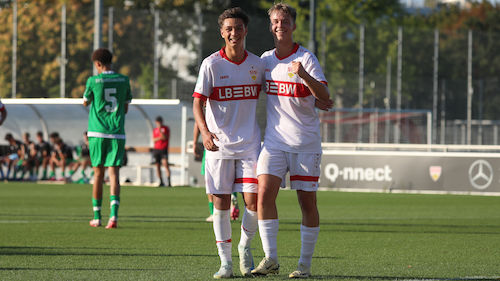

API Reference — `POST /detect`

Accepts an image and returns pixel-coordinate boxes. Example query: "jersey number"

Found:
[104,88,118,113]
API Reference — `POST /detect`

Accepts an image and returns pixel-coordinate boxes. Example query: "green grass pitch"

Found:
[1,182,500,281]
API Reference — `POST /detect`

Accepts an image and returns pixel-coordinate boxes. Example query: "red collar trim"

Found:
[275,43,300,60]
[220,47,248,65]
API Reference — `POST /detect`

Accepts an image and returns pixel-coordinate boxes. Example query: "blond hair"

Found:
[268,2,296,23]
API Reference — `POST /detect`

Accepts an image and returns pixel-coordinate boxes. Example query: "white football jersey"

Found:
[193,48,264,159]
[261,44,327,153]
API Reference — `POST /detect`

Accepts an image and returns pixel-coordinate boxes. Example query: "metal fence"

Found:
[2,3,500,144]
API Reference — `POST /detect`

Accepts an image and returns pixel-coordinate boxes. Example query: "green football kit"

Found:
[83,71,132,167]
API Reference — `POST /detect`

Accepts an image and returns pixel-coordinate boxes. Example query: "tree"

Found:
[0,0,94,98]
[257,0,405,108]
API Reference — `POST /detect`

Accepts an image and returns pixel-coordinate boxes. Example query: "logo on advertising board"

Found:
[429,166,442,182]
[468,160,494,190]
[324,163,393,183]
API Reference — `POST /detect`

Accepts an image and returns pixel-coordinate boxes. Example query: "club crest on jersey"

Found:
[288,72,295,78]
[249,68,258,81]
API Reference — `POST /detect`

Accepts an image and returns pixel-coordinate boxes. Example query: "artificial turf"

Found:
[0,182,499,280]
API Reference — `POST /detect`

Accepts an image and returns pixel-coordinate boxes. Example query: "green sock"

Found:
[208,201,214,215]
[81,170,86,178]
[92,198,102,220]
[61,171,65,177]
[49,171,55,177]
[69,170,75,176]
[43,169,47,178]
[110,195,120,220]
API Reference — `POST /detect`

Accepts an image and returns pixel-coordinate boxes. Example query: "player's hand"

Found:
[290,61,307,78]
[315,98,334,111]
[202,131,219,151]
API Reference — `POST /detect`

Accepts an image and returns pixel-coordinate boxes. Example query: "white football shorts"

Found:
[257,145,321,192]
[205,157,258,195]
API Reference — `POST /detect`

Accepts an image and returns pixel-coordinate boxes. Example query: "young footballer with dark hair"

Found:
[83,48,132,229]
[193,7,264,278]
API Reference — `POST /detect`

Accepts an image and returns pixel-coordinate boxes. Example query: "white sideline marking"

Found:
[0,220,29,223]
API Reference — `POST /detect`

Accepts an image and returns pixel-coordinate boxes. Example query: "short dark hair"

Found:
[218,7,249,28]
[92,48,113,65]
[49,132,59,139]
[268,2,297,23]
[37,131,43,137]
[155,116,163,123]
[5,133,13,141]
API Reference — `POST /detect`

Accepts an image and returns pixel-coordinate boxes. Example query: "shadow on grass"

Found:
[0,246,155,250]
[0,267,164,271]
[0,246,339,261]
[0,251,215,258]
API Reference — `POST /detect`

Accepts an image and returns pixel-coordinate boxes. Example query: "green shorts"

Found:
[88,137,125,167]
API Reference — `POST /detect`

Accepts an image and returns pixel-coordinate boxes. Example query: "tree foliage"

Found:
[2,0,500,122]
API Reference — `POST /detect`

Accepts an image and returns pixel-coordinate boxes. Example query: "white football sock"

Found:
[239,208,258,248]
[213,208,232,264]
[298,224,320,267]
[258,219,279,261]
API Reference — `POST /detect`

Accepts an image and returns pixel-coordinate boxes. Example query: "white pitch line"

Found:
[0,220,29,223]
